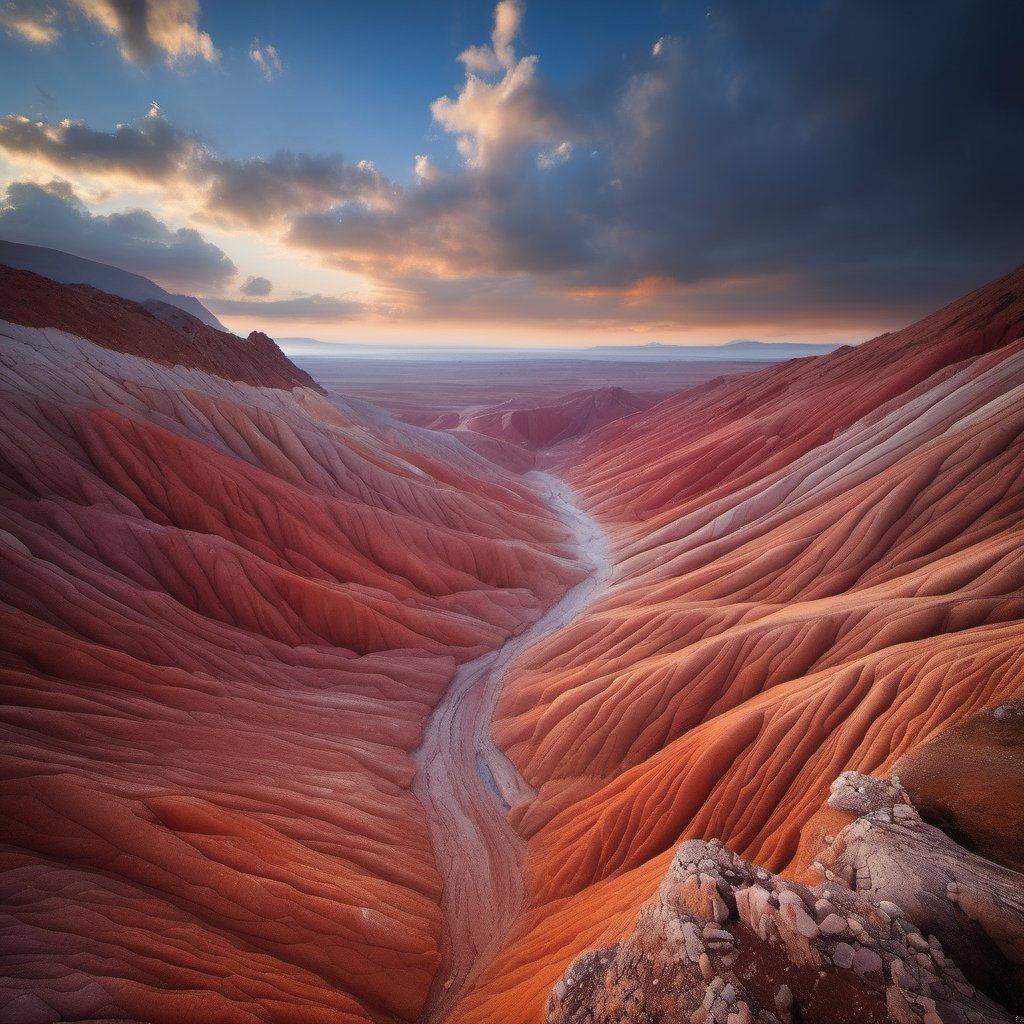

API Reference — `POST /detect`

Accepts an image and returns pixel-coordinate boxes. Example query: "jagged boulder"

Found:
[546,773,1023,1024]
[821,771,1024,1007]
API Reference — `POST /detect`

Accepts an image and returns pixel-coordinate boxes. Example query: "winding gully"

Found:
[411,470,613,1023]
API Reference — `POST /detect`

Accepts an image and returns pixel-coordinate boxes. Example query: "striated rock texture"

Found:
[820,772,1024,1007]
[455,266,1024,1022]
[0,264,317,391]
[546,773,1023,1024]
[0,276,585,1023]
[453,387,654,452]
[370,387,660,472]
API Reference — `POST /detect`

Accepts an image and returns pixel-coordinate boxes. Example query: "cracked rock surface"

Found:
[546,773,1023,1024]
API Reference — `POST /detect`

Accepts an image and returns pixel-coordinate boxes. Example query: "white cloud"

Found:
[0,2,60,44]
[491,0,523,70]
[432,0,564,169]
[537,140,572,169]
[68,0,217,64]
[413,154,444,183]
[0,0,218,65]
[249,38,283,81]
[457,0,522,75]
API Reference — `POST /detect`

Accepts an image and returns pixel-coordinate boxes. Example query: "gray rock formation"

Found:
[546,773,1023,1024]
[822,771,1024,1008]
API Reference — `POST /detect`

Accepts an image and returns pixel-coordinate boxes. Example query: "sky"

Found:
[0,0,1021,348]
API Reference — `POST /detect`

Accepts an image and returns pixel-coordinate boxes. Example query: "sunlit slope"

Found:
[458,266,1024,1023]
[0,269,583,1024]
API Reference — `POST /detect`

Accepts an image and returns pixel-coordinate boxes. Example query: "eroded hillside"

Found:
[2,262,1023,1024]
[0,268,585,1024]
[455,266,1024,1022]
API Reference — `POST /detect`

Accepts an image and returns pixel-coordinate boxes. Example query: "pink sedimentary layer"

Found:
[0,294,583,1024]
[455,266,1024,1022]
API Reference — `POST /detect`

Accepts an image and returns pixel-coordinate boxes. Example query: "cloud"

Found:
[458,0,522,75]
[0,178,236,291]
[67,0,217,64]
[432,0,565,169]
[287,0,1024,328]
[286,2,580,277]
[200,150,389,229]
[249,38,282,81]
[0,0,217,64]
[0,107,386,229]
[0,103,198,183]
[536,140,572,170]
[241,275,272,296]
[4,0,1022,333]
[0,2,60,44]
[202,293,364,320]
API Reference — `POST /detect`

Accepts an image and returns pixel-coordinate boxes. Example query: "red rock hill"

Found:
[0,264,319,391]
[0,271,584,1024]
[456,265,1024,1023]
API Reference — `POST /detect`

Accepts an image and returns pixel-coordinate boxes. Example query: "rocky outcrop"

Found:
[821,773,1024,1008]
[546,773,1023,1024]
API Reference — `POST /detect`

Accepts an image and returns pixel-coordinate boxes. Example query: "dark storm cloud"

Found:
[202,293,365,319]
[289,0,1024,325]
[587,0,1024,304]
[0,179,236,291]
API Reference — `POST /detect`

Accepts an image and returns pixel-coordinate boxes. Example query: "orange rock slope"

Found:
[0,270,585,1024]
[455,266,1024,1022]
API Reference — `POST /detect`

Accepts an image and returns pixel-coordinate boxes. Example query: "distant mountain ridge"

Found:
[0,239,228,332]
[279,337,842,361]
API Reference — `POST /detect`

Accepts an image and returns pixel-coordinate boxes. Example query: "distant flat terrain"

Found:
[293,356,772,420]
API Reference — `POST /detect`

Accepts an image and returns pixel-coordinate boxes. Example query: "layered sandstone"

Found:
[456,266,1024,1022]
[4,257,1024,1024]
[0,278,584,1023]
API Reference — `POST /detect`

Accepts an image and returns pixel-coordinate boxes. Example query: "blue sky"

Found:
[1,2,707,177]
[0,1,1021,347]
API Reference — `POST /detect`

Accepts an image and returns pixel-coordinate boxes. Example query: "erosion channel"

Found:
[412,471,613,1022]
